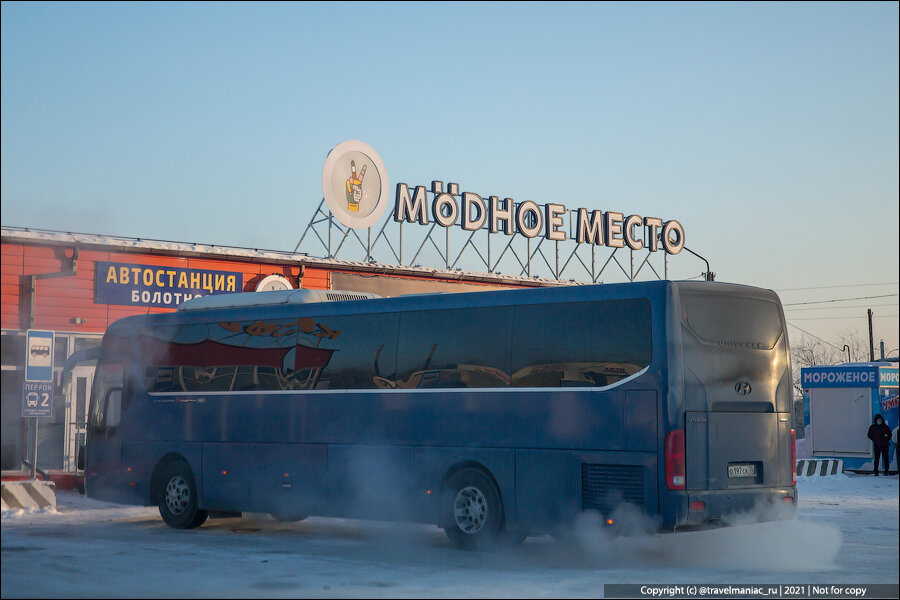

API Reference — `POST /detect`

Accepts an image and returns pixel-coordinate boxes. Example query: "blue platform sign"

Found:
[25,330,54,382]
[22,381,53,418]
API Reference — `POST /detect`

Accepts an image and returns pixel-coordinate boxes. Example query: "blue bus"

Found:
[78,281,797,549]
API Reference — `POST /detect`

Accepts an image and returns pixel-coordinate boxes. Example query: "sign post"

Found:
[23,330,54,480]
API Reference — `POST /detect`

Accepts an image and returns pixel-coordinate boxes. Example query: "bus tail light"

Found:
[665,429,685,490]
[791,428,796,486]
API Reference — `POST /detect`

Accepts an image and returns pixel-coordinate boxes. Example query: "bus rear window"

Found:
[682,295,782,350]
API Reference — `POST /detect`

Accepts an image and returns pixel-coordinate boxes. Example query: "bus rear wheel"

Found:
[157,461,208,529]
[441,468,504,550]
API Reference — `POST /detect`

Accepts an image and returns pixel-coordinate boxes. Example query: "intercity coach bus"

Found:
[77,280,797,549]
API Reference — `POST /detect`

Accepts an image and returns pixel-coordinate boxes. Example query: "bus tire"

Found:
[157,461,208,529]
[441,468,504,551]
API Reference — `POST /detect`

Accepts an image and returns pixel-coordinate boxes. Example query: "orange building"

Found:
[1,226,559,473]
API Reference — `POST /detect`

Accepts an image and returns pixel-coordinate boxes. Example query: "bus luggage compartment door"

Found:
[686,411,785,490]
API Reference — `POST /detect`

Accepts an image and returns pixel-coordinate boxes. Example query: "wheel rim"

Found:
[165,475,191,515]
[453,485,489,534]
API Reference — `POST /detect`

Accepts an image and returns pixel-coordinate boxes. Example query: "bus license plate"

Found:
[728,464,757,478]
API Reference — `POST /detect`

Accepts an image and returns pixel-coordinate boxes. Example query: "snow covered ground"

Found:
[2,473,897,598]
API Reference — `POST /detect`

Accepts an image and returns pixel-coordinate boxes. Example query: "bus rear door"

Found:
[678,290,795,520]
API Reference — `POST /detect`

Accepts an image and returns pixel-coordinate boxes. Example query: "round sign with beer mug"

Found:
[322,140,390,229]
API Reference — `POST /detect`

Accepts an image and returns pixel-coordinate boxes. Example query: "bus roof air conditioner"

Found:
[177,289,381,311]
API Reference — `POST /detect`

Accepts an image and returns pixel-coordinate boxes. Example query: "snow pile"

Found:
[1,489,157,525]
[1,505,58,520]
[795,436,812,459]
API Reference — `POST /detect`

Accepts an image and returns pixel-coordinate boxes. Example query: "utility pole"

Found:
[867,309,874,362]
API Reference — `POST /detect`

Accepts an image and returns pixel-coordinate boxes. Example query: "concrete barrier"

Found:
[795,458,844,477]
[2,470,83,491]
[1,480,57,511]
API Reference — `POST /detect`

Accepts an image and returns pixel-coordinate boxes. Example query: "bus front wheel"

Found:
[156,461,208,529]
[441,468,504,550]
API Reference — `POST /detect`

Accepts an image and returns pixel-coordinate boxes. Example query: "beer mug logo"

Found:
[346,160,367,212]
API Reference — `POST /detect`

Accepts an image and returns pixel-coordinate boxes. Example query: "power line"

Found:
[786,322,844,351]
[789,315,899,321]
[784,302,899,312]
[782,293,898,307]
[776,282,898,292]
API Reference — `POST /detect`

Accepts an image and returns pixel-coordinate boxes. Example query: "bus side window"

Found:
[511,300,652,387]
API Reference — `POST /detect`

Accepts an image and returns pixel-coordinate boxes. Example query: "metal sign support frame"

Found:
[295,196,705,283]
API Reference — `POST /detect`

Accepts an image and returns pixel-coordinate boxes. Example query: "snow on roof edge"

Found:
[1,226,568,287]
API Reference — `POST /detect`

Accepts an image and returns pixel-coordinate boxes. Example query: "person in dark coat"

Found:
[867,414,891,476]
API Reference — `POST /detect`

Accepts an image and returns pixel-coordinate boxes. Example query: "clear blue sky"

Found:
[2,1,897,353]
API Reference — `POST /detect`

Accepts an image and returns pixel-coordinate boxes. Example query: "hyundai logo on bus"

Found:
[322,140,685,254]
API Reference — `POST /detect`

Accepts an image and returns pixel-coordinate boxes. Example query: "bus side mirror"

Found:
[95,387,123,429]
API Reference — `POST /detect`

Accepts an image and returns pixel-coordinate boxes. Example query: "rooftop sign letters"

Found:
[394,182,684,254]
[323,141,685,255]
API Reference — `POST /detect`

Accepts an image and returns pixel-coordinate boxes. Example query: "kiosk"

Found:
[801,362,899,473]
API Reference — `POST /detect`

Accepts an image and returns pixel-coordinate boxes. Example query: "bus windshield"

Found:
[682,294,783,350]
